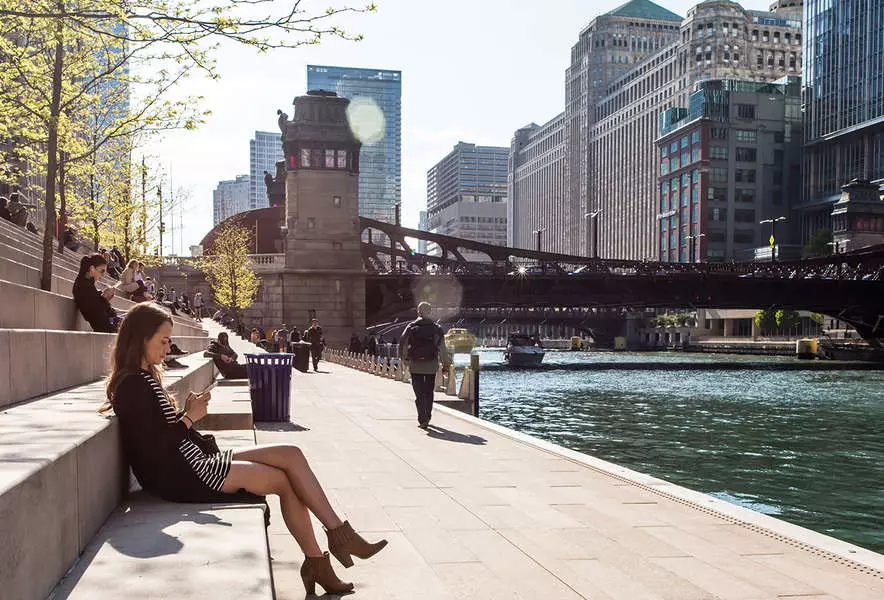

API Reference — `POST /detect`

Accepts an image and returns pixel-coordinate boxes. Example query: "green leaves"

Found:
[199,223,259,317]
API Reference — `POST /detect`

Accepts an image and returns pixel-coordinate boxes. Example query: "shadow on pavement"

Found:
[426,424,487,445]
[256,422,310,432]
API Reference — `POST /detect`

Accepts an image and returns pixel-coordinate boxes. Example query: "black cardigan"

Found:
[72,276,116,333]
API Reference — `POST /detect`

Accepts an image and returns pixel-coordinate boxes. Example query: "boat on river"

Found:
[445,328,477,354]
[504,333,545,366]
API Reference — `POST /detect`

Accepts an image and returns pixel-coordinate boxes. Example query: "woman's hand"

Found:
[101,287,115,299]
[184,391,210,422]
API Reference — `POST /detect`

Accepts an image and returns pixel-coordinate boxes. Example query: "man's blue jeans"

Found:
[411,373,436,425]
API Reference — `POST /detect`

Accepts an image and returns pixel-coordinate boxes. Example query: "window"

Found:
[337,150,348,169]
[774,150,784,166]
[661,145,668,158]
[711,127,728,140]
[307,217,316,229]
[325,149,336,169]
[691,188,698,203]
[710,167,728,183]
[709,208,726,222]
[681,152,689,166]
[333,196,342,208]
[692,169,699,183]
[670,157,679,171]
[670,142,679,154]
[660,160,669,175]
[670,179,679,192]
[708,187,727,202]
[734,230,755,243]
[735,129,757,142]
[691,130,700,144]
[736,188,756,203]
[681,136,689,149]
[772,170,783,185]
[710,146,728,160]
[735,147,757,162]
[735,169,756,183]
[300,148,311,167]
[736,104,755,119]
[691,148,699,162]
[708,231,726,243]
[734,209,755,223]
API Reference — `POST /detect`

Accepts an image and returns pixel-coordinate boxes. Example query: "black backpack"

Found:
[407,321,440,361]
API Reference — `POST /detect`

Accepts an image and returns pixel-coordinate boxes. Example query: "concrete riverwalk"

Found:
[251,356,884,599]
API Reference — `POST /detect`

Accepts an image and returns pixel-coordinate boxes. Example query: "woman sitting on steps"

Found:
[100,303,386,595]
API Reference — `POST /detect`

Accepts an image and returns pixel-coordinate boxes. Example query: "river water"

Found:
[453,349,884,553]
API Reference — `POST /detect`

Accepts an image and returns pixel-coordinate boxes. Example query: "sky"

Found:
[151,0,773,254]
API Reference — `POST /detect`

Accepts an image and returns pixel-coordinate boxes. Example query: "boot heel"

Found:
[301,574,316,595]
[330,548,354,568]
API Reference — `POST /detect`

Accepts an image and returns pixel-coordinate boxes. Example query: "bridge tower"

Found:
[281,91,364,346]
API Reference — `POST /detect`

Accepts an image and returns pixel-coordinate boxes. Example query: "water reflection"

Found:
[461,349,884,552]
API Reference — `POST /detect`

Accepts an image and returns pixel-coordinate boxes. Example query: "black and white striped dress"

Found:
[114,370,233,501]
[142,372,233,492]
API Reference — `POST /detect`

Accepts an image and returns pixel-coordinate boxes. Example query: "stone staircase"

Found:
[0,216,271,600]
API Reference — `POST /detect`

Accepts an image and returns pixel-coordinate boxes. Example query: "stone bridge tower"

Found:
[281,91,364,347]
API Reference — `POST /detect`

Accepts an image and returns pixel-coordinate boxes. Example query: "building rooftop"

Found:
[606,0,682,21]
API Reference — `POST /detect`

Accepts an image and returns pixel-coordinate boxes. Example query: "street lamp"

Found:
[533,227,545,273]
[687,233,706,264]
[584,210,601,258]
[759,216,787,262]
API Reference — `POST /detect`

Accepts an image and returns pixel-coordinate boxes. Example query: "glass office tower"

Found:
[801,0,884,240]
[306,65,402,224]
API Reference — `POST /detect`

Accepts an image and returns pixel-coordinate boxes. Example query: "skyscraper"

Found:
[306,65,401,224]
[418,211,429,255]
[426,142,508,259]
[213,174,250,225]
[801,0,884,242]
[249,131,284,210]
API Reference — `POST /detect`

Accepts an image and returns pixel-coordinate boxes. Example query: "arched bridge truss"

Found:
[359,218,884,343]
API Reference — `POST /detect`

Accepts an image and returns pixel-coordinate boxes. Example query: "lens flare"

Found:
[346,97,385,145]
[411,276,464,321]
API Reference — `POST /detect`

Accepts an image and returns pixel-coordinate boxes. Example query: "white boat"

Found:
[504,333,545,367]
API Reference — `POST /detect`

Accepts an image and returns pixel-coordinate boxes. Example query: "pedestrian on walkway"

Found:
[102,303,387,596]
[192,290,204,319]
[399,302,449,429]
[304,318,324,371]
[275,324,290,353]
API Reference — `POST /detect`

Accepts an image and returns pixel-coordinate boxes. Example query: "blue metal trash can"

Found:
[245,353,293,422]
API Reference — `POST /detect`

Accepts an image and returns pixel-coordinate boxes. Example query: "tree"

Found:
[199,223,258,329]
[775,309,801,331]
[755,309,777,334]
[803,228,833,258]
[0,0,375,291]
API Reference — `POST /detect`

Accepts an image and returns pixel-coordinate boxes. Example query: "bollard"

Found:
[445,364,457,396]
[435,365,444,392]
[458,367,472,400]
[471,353,480,417]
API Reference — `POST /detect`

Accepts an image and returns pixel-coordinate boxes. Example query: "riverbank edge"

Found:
[431,400,884,577]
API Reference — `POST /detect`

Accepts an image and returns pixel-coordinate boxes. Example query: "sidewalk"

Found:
[254,359,884,600]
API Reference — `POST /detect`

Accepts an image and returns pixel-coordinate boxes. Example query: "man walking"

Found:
[304,318,324,371]
[400,302,449,429]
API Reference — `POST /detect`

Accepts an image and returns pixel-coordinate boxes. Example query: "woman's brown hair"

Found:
[101,303,174,413]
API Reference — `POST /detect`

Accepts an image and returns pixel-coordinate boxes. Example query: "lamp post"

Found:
[687,233,706,264]
[533,227,545,273]
[759,216,787,262]
[584,211,601,258]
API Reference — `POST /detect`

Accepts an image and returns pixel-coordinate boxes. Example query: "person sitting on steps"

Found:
[72,253,121,333]
[101,303,386,595]
[204,332,249,379]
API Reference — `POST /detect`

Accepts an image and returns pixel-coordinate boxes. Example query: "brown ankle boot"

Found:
[326,520,388,568]
[300,552,354,596]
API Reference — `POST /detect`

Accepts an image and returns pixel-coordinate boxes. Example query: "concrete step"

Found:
[198,384,254,431]
[0,328,212,409]
[0,356,217,600]
[0,230,117,289]
[0,277,208,338]
[49,430,271,600]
